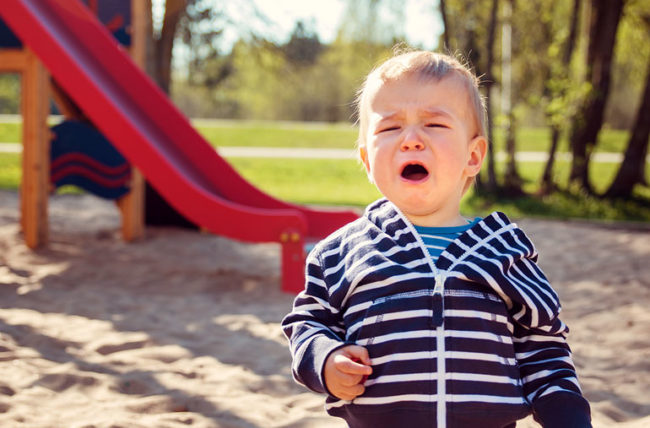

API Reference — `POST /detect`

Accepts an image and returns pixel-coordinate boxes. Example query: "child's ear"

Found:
[359,145,375,184]
[465,136,487,177]
[359,145,371,174]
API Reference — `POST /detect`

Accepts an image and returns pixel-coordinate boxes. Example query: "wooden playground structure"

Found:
[0,0,147,249]
[0,0,358,293]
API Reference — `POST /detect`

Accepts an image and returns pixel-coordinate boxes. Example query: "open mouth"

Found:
[400,163,429,182]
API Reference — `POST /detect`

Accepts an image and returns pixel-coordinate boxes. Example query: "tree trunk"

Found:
[539,126,561,194]
[144,0,194,228]
[500,0,521,195]
[483,0,499,192]
[503,111,524,195]
[153,0,187,93]
[539,0,581,194]
[604,59,650,198]
[439,0,451,50]
[142,0,155,78]
[568,0,624,192]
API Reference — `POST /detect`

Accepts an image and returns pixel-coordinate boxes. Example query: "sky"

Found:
[154,0,443,52]
[243,0,443,49]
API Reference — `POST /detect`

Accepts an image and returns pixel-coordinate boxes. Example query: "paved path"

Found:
[0,142,644,163]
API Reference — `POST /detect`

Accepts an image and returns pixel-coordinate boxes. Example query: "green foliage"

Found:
[196,36,394,123]
[605,0,650,128]
[443,0,490,60]
[177,0,227,85]
[336,0,407,46]
[224,39,297,120]
[283,21,324,65]
[0,74,19,114]
[170,0,397,122]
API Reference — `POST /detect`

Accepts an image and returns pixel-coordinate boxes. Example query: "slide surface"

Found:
[0,0,358,245]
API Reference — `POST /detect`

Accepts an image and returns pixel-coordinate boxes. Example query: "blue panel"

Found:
[80,0,132,46]
[50,120,131,200]
[51,120,128,167]
[0,18,22,48]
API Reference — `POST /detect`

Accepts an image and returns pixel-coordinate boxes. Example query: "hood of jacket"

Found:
[362,198,564,333]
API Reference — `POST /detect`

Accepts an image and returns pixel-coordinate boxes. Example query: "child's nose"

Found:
[400,133,425,152]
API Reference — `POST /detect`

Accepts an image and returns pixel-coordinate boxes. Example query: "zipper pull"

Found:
[433,273,444,295]
[431,273,444,327]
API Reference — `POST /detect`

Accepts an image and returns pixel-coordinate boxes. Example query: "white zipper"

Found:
[389,203,447,427]
[435,272,446,428]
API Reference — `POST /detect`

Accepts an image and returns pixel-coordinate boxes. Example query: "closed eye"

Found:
[377,126,400,133]
[425,123,449,129]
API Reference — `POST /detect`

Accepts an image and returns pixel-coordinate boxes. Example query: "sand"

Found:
[0,189,648,427]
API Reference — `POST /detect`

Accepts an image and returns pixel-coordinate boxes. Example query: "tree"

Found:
[145,0,235,93]
[284,21,324,66]
[539,0,582,195]
[439,0,451,50]
[337,0,406,46]
[440,0,501,192]
[568,0,625,192]
[483,0,500,192]
[604,57,650,198]
[146,0,185,93]
[500,0,523,195]
[177,0,228,87]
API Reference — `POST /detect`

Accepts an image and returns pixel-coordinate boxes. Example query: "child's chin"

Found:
[395,200,436,215]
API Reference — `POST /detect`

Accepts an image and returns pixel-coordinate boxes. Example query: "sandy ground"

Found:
[0,190,648,428]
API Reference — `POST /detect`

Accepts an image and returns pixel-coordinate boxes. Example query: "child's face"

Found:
[360,74,486,226]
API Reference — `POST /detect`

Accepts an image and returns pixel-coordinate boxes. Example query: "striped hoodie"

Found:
[282,199,591,428]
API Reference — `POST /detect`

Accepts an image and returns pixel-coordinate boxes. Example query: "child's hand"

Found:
[324,345,372,401]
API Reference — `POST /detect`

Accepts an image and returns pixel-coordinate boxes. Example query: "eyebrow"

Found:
[421,108,453,120]
[374,108,454,124]
[375,111,401,121]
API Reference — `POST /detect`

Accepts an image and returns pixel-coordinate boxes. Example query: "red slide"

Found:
[0,0,358,293]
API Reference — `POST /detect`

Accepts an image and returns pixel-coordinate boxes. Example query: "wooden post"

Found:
[0,49,28,71]
[117,0,146,241]
[21,49,50,248]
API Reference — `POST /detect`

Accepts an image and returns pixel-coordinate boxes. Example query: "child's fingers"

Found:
[334,353,372,376]
[344,345,372,366]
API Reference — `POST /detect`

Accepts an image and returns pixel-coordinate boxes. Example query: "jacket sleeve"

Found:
[281,250,347,395]
[507,254,592,428]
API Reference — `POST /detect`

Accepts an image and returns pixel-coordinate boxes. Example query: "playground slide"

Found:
[0,0,358,292]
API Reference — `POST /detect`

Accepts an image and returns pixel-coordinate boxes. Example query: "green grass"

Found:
[195,120,358,149]
[464,189,650,223]
[0,119,631,153]
[0,153,21,189]
[0,122,20,143]
[231,158,650,222]
[467,161,650,222]
[2,151,648,222]
[1,118,645,222]
[228,158,381,206]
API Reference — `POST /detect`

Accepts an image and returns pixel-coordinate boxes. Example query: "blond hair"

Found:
[356,50,486,148]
